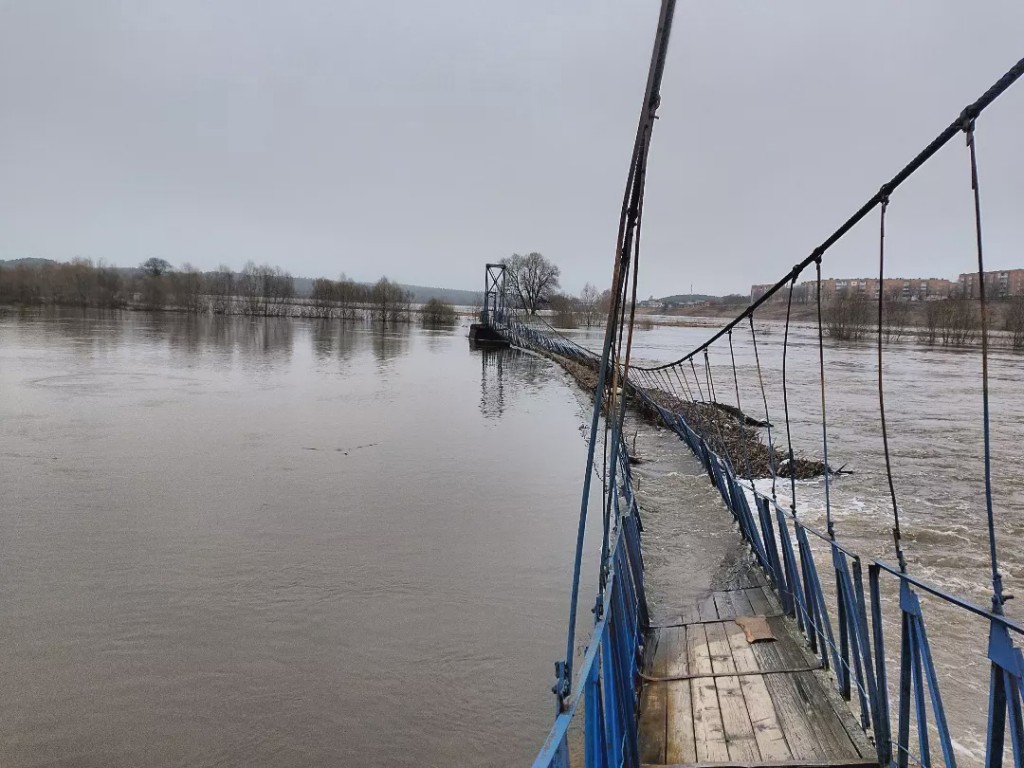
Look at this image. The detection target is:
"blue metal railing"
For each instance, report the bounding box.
[529,422,648,768]
[636,385,1024,768]
[501,319,1024,768]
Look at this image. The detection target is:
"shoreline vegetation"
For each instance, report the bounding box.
[0,258,463,327]
[3,254,1022,349]
[648,294,1024,350]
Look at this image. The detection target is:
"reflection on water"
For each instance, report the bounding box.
[0,308,609,768]
[474,346,550,420]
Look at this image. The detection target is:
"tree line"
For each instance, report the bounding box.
[0,258,461,326]
[824,292,1024,349]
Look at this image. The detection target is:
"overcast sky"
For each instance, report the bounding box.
[1,1,1021,295]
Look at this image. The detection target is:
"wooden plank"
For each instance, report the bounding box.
[745,586,775,616]
[749,566,769,588]
[698,594,720,622]
[705,622,761,762]
[725,621,793,762]
[759,585,784,614]
[687,623,730,762]
[753,617,859,760]
[737,567,760,589]
[714,591,737,620]
[664,626,697,764]
[680,604,701,625]
[763,615,875,759]
[765,615,864,758]
[746,626,828,761]
[639,628,669,764]
[729,589,757,618]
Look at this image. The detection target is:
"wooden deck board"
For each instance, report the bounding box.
[640,628,670,764]
[725,621,793,762]
[761,616,863,759]
[713,592,738,620]
[698,594,720,622]
[728,589,757,618]
[665,627,698,764]
[637,584,872,767]
[688,623,730,762]
[705,622,760,762]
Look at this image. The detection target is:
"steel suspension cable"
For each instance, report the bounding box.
[634,55,1024,374]
[749,316,780,499]
[704,349,736,471]
[555,0,677,708]
[728,330,756,483]
[876,196,907,571]
[815,261,834,539]
[781,276,798,514]
[964,120,1004,613]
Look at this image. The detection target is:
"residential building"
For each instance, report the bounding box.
[958,269,1024,299]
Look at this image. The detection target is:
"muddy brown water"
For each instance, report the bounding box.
[3,309,1019,766]
[1,310,630,767]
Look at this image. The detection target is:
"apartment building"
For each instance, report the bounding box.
[957,269,1024,299]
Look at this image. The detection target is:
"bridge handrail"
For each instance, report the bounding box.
[504,322,1024,768]
[530,429,648,768]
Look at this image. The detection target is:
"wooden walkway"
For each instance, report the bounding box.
[638,568,875,768]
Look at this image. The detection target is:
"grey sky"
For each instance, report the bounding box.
[1,1,1021,296]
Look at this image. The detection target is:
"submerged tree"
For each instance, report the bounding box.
[370,277,412,325]
[503,252,560,314]
[420,297,458,327]
[824,294,871,340]
[1006,297,1024,350]
[578,283,602,327]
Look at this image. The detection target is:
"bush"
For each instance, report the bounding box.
[824,294,871,340]
[420,297,458,327]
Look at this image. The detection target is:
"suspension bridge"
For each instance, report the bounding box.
[471,2,1024,766]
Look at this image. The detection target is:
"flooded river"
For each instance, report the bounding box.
[0,309,611,767]
[581,319,1024,765]
[2,309,1020,766]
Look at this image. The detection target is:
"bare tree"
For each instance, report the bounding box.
[336,274,367,320]
[502,252,560,314]
[824,295,871,340]
[578,283,602,327]
[208,266,235,314]
[939,299,978,346]
[548,293,579,328]
[924,300,942,345]
[239,261,267,315]
[882,288,909,342]
[370,277,412,325]
[266,267,294,316]
[171,263,205,312]
[1006,298,1024,350]
[309,277,336,318]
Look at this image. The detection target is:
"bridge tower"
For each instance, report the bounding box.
[469,263,511,347]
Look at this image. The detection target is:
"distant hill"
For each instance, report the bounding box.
[658,293,718,305]
[0,257,59,269]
